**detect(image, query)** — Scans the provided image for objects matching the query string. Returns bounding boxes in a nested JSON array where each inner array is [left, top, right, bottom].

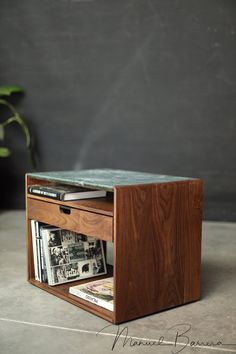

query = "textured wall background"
[[0, 0, 235, 220]]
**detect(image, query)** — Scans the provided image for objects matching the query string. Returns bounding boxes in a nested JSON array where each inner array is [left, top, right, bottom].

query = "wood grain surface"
[[26, 174, 202, 324], [114, 180, 202, 323], [27, 197, 113, 242]]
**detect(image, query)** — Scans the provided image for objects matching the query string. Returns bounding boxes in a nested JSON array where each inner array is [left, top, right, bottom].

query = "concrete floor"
[[0, 211, 235, 354]]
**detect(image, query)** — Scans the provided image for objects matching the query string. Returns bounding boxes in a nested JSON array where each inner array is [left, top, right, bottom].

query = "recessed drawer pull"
[[59, 205, 71, 215]]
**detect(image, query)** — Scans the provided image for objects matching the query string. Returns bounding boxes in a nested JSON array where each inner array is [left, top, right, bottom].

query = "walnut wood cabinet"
[[26, 169, 203, 324]]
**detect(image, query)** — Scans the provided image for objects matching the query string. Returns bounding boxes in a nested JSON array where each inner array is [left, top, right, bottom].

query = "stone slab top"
[[27, 169, 197, 192]]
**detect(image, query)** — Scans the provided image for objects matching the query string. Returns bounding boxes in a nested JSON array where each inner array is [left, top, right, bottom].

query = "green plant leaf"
[[0, 147, 11, 157], [0, 124, 4, 140], [0, 88, 37, 169], [1, 113, 36, 168], [15, 113, 31, 148], [0, 86, 23, 96]]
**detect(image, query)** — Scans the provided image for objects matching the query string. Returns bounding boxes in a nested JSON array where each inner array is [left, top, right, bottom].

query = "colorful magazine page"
[[69, 277, 113, 311]]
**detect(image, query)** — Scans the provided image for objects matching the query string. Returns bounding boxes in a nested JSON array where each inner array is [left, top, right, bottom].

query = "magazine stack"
[[31, 221, 107, 286]]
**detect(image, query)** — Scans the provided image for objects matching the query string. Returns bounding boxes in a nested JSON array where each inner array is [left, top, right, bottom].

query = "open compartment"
[[26, 175, 115, 323]]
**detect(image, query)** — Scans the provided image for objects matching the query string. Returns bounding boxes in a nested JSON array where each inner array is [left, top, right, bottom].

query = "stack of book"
[[31, 221, 107, 286], [30, 183, 113, 311], [31, 222, 113, 310]]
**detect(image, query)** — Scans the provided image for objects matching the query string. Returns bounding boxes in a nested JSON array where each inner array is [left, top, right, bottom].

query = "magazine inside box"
[[29, 279, 114, 323], [27, 176, 115, 322], [29, 242, 114, 320], [29, 221, 114, 313]]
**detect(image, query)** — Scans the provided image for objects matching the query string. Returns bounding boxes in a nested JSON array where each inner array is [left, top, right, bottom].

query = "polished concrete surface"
[[0, 211, 235, 354]]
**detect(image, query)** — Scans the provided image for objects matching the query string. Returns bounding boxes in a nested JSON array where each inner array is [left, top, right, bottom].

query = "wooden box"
[[26, 169, 203, 324]]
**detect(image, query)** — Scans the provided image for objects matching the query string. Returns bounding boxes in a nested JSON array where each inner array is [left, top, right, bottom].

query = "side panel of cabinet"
[[113, 180, 203, 324]]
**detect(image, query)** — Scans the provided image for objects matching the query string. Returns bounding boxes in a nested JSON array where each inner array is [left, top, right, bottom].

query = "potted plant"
[[0, 85, 36, 168]]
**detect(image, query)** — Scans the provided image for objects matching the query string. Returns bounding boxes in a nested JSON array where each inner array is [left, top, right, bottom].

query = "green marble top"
[[27, 169, 196, 192]]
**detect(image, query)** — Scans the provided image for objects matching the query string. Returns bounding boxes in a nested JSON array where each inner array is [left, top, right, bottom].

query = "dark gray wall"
[[0, 0, 235, 220]]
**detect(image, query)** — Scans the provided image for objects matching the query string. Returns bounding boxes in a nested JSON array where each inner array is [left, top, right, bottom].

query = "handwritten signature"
[[97, 323, 236, 353]]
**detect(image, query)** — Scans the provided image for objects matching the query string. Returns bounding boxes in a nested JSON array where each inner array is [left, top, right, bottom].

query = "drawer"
[[27, 198, 113, 242]]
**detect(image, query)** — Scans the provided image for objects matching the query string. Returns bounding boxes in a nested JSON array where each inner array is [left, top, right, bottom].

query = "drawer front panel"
[[28, 198, 113, 242]]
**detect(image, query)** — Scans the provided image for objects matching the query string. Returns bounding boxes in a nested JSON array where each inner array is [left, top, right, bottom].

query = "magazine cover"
[[41, 228, 107, 286], [69, 277, 113, 311]]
